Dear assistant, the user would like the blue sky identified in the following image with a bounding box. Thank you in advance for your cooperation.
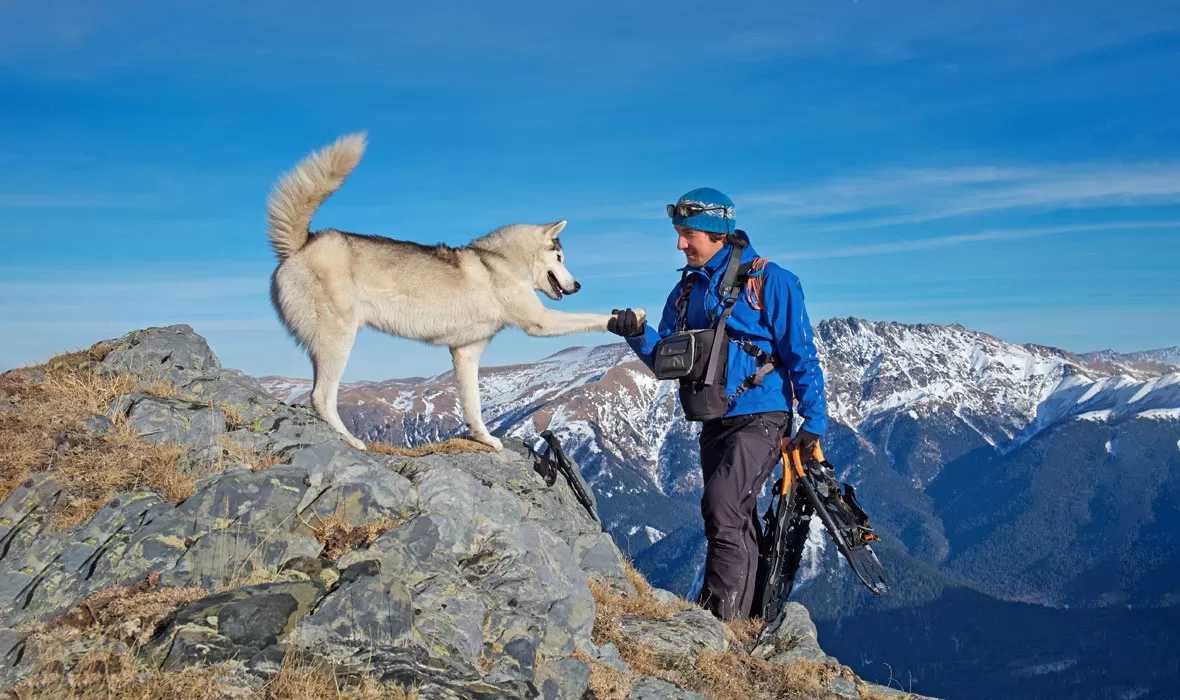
[2,0,1179,381]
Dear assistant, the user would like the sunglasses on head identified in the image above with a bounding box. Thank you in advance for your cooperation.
[666,202,732,219]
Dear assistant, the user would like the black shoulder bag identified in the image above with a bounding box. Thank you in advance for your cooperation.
[651,244,749,421]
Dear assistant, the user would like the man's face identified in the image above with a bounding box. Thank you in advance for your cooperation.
[676,225,725,267]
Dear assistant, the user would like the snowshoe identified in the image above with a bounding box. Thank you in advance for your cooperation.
[790,446,888,596]
[758,444,888,622]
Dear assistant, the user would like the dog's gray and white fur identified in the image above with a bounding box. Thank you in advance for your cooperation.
[267,133,642,451]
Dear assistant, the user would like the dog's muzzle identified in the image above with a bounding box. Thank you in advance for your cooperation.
[548,272,580,299]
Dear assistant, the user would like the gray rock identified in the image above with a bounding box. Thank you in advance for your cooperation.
[827,675,860,699]
[158,626,239,670]
[3,490,169,625]
[0,629,17,659]
[649,588,685,607]
[616,608,727,667]
[223,428,273,453]
[182,369,273,422]
[752,602,835,665]
[149,580,324,670]
[591,642,629,672]
[627,676,709,700]
[253,404,351,455]
[287,441,416,522]
[99,324,221,385]
[124,394,226,448]
[0,474,62,574]
[179,444,232,474]
[338,644,535,698]
[82,413,115,435]
[571,532,628,578]
[535,657,591,700]
[292,541,416,647]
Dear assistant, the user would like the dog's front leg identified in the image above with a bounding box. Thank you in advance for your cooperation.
[523,309,646,337]
[450,338,502,451]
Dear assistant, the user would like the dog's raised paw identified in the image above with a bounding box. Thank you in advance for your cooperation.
[635,308,647,324]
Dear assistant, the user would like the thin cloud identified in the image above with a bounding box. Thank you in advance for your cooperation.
[746,163,1180,231]
[780,221,1180,261]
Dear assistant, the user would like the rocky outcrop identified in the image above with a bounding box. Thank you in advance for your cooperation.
[0,325,895,699]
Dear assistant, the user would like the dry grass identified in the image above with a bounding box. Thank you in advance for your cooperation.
[0,344,213,529]
[8,648,237,700]
[365,438,493,456]
[573,648,634,700]
[9,644,420,700]
[220,403,247,430]
[50,573,209,647]
[264,652,418,699]
[589,563,693,624]
[588,562,695,680]
[684,651,839,699]
[587,562,850,700]
[723,616,766,650]
[312,515,402,561]
[218,436,285,472]
[11,574,221,699]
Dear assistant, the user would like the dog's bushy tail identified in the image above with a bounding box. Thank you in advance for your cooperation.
[267,132,367,262]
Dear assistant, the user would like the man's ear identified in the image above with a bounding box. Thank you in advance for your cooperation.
[545,220,567,239]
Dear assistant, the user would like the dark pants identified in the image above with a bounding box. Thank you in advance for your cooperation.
[696,410,790,620]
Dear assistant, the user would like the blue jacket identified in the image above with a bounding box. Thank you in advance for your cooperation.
[625,232,828,435]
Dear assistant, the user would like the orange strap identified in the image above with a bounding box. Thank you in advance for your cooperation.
[744,258,770,310]
[782,443,826,492]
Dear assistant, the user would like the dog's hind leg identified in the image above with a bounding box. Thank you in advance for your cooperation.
[309,327,367,451]
[450,338,501,451]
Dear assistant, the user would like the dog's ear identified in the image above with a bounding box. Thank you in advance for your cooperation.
[544,221,567,239]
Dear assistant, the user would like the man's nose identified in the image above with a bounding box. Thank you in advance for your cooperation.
[677,238,689,250]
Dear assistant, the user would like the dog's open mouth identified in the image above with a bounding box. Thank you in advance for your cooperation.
[548,272,564,299]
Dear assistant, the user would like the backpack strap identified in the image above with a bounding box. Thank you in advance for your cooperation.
[674,272,693,332]
[702,245,749,387]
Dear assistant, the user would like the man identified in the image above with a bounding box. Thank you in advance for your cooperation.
[608,187,827,621]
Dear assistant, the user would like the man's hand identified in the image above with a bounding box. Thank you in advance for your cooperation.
[607,308,646,337]
[781,428,821,463]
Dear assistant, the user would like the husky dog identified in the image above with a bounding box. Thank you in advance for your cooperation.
[267,133,641,451]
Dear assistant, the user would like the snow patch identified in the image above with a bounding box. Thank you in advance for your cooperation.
[1075,410,1113,423]
[1138,408,1180,420]
[796,519,829,586]
[1018,659,1078,677]
[1105,439,1117,456]
[644,526,666,544]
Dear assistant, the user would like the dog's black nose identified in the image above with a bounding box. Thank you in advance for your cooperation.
[571,281,581,293]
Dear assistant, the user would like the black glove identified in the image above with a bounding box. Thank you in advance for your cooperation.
[607,308,646,337]
[782,428,821,462]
